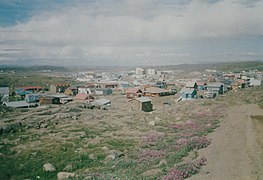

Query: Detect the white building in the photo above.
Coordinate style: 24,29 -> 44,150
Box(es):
147,69 -> 156,75
135,68 -> 145,75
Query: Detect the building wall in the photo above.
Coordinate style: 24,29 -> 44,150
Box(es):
142,102 -> 153,112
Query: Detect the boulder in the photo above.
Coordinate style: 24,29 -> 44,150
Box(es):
89,154 -> 96,160
43,163 -> 56,172
142,168 -> 161,177
148,121 -> 156,126
105,154 -> 116,161
57,172 -> 76,180
101,146 -> 109,151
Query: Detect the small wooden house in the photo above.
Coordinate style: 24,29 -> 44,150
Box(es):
50,84 -> 70,94
196,82 -> 207,91
39,94 -> 72,105
144,87 -> 170,97
130,97 -> 153,112
125,88 -> 142,99
93,88 -> 113,96
64,86 -> 78,96
74,93 -> 94,101
179,88 -> 197,100
207,83 -> 224,95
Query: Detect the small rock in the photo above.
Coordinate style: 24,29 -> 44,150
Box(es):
148,121 -> 156,126
101,146 -> 109,151
89,154 -> 96,160
72,116 -> 77,120
109,150 -> 125,158
43,163 -> 56,172
105,154 -> 116,161
155,116 -> 161,122
57,172 -> 75,180
63,164 -> 73,172
40,123 -> 48,128
158,159 -> 167,166
142,168 -> 161,177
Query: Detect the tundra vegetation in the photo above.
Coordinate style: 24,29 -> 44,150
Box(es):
0,63 -> 262,179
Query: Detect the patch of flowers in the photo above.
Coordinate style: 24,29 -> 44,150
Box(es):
175,136 -> 210,150
138,149 -> 165,162
142,132 -> 164,146
163,157 -> 207,180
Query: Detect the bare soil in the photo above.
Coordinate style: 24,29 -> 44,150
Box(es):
190,104 -> 263,180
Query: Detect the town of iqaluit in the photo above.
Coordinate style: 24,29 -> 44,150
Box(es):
1,0 -> 263,180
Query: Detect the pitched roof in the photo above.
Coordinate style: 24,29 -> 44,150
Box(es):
3,101 -> 29,108
185,81 -> 197,88
19,86 -> 42,90
180,87 -> 195,94
94,98 -> 111,106
145,87 -> 169,94
126,87 -> 142,94
207,83 -> 223,88
196,82 -> 206,86
74,93 -> 93,100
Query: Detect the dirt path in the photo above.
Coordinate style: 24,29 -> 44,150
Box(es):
190,104 -> 263,180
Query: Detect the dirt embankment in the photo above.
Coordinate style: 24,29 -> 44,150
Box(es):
190,104 -> 263,180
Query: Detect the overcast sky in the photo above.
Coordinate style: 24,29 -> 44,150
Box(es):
0,0 -> 262,66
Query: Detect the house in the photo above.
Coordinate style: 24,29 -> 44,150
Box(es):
15,88 -> 33,97
144,87 -> 170,97
206,83 -> 224,95
185,81 -> 198,89
74,93 -> 94,101
25,94 -> 40,103
155,81 -> 167,88
231,80 -> 246,90
64,86 -> 78,96
92,88 -> 113,96
50,84 -> 70,93
125,88 -> 143,99
130,97 -> 153,112
94,98 -> 111,109
19,86 -> 42,93
102,83 -> 118,89
3,101 -> 38,108
39,94 -> 72,105
0,87 -> 9,97
249,79 -> 261,87
179,88 -> 197,100
196,82 -> 207,91
78,87 -> 91,94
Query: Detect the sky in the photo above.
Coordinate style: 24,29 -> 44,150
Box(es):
0,0 -> 262,66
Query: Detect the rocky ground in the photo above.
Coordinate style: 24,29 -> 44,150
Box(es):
0,86 -> 262,179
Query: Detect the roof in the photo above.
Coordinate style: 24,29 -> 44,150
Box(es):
126,87 -> 142,94
207,83 -> 223,88
0,87 -> 9,94
19,86 -> 42,90
135,97 -> 151,103
196,82 -> 206,86
180,87 -> 195,94
185,81 -> 197,88
94,98 -> 111,106
53,84 -> 71,87
145,87 -> 169,94
3,101 -> 29,108
74,93 -> 93,100
48,94 -> 69,98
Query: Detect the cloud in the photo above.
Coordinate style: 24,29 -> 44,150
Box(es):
0,0 -> 263,65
